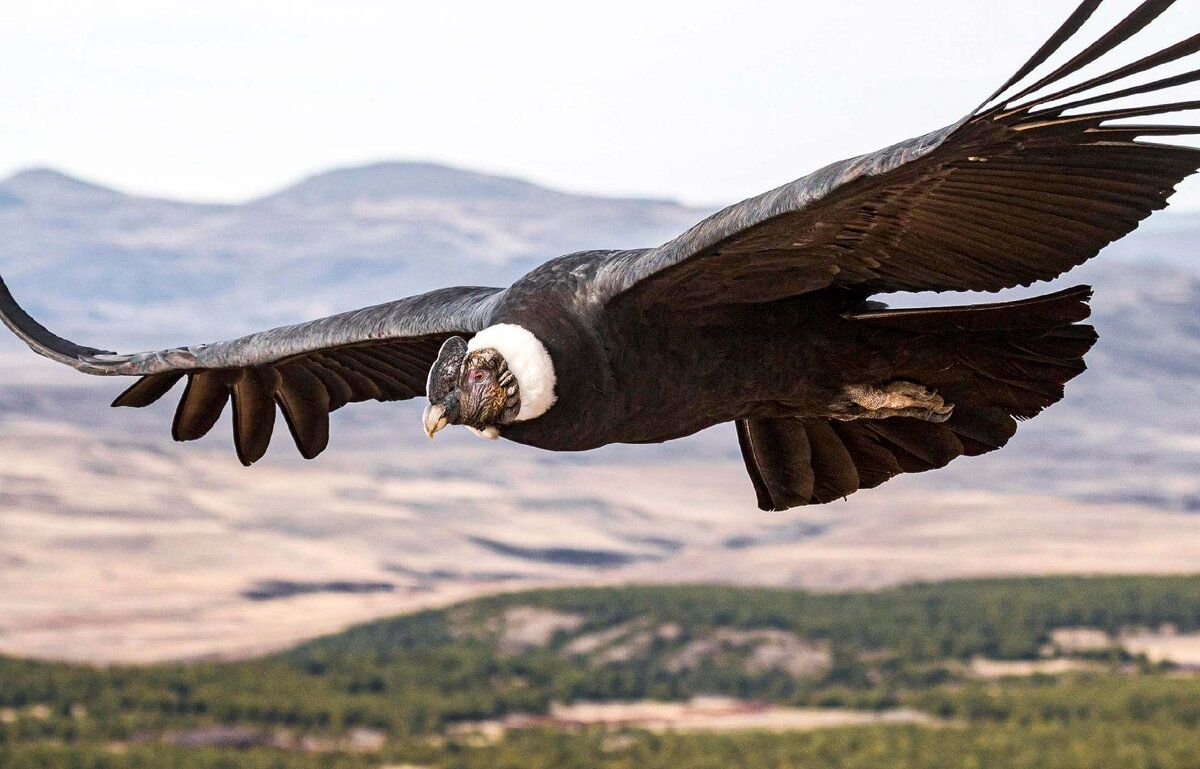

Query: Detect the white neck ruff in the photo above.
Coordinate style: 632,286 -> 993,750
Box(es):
467,323 -> 557,422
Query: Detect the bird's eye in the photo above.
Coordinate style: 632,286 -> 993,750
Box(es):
469,368 -> 487,384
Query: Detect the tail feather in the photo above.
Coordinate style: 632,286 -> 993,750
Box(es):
739,286 -> 1096,510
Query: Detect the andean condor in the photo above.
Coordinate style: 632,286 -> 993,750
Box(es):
3,0 -> 1199,510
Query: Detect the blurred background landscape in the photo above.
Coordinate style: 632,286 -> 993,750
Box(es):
5,1 -> 1200,765
3,161 -> 1200,663
2,161 -> 1200,767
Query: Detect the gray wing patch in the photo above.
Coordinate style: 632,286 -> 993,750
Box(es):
0,283 -> 501,376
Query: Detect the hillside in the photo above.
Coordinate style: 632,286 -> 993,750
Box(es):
3,577 -> 1200,768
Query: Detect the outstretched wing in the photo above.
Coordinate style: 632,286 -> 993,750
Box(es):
0,278 -> 502,464
599,0 -> 1200,316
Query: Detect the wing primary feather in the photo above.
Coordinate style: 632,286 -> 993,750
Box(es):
1093,124 -> 1200,138
803,420 -> 861,503
1026,69 -> 1200,117
981,0 -> 1103,109
735,418 -> 814,510
1002,0 -> 1178,106
1020,99 -> 1200,129
735,420 -> 776,511
275,364 -> 331,459
231,367 -> 280,466
1007,35 -> 1200,113
112,372 -> 185,408
172,370 -> 237,442
828,421 -> 905,490
944,407 -> 1019,455
880,421 -> 965,471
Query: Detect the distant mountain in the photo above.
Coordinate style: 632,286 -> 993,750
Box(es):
1,167 -> 131,206
262,162 -> 580,206
0,163 -> 709,349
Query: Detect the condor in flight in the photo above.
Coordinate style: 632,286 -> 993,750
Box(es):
3,0 -> 1199,510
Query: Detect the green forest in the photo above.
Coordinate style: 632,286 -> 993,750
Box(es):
4,575 -> 1200,768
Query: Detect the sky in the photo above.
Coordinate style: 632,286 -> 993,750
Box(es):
3,0 -> 1200,208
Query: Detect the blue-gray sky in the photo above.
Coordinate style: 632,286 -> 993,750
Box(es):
3,0 -> 1200,207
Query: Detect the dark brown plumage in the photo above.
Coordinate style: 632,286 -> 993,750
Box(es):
736,286 -> 1094,510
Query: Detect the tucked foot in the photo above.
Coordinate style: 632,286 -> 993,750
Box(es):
832,381 -> 954,423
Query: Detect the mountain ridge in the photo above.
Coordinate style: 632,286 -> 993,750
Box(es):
0,160 -> 712,347
0,161 -> 688,209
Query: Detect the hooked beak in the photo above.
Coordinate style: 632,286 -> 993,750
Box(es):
422,403 -> 449,438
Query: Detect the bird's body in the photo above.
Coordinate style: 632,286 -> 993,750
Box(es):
3,0 -> 1198,509
461,248 -> 1090,484
419,249 -> 906,452
487,253 -> 852,451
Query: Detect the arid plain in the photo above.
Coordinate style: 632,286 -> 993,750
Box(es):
4,367 -> 1200,663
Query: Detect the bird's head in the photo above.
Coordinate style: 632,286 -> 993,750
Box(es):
422,324 -> 558,440
423,336 -> 520,440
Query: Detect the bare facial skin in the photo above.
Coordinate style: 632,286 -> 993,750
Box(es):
423,348 -> 519,438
